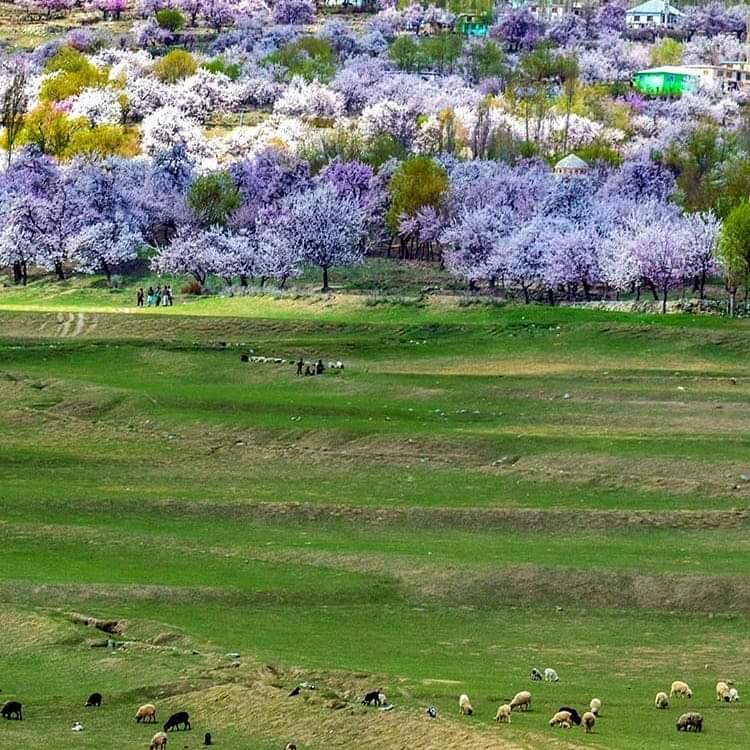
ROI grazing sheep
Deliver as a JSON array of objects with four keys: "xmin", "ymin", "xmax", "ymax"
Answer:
[
  {"xmin": 530, "ymin": 668, "xmax": 543, "ymax": 681},
  {"xmin": 729, "ymin": 687, "xmax": 740, "ymax": 702},
  {"xmin": 361, "ymin": 690, "xmax": 385, "ymax": 707},
  {"xmin": 136, "ymin": 704, "xmax": 156, "ymax": 723},
  {"xmin": 676, "ymin": 712, "xmax": 703, "ymax": 732},
  {"xmin": 549, "ymin": 710, "xmax": 572, "ymax": 728},
  {"xmin": 85, "ymin": 693, "xmax": 102, "ymax": 708},
  {"xmin": 204, "ymin": 732, "xmax": 212, "ymax": 745},
  {"xmin": 716, "ymin": 681, "xmax": 730, "ymax": 701},
  {"xmin": 149, "ymin": 731, "xmax": 168, "ymax": 750},
  {"xmin": 670, "ymin": 680, "xmax": 692, "ymax": 698},
  {"xmin": 582, "ymin": 711, "xmax": 596, "ymax": 733},
  {"xmin": 509, "ymin": 691, "xmax": 532, "ymax": 712},
  {"xmin": 71, "ymin": 721, "xmax": 84, "ymax": 732},
  {"xmin": 1, "ymin": 701, "xmax": 22, "ymax": 720},
  {"xmin": 544, "ymin": 668, "xmax": 559, "ymax": 682},
  {"xmin": 459, "ymin": 694, "xmax": 473, "ymax": 716},
  {"xmin": 589, "ymin": 698, "xmax": 601, "ymax": 716},
  {"xmin": 558, "ymin": 706, "xmax": 581, "ymax": 725},
  {"xmin": 163, "ymin": 711, "xmax": 191, "ymax": 732},
  {"xmin": 494, "ymin": 704, "xmax": 512, "ymax": 723},
  {"xmin": 655, "ymin": 692, "xmax": 669, "ymax": 709}
]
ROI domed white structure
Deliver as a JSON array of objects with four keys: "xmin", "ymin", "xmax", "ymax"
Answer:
[{"xmin": 554, "ymin": 154, "xmax": 589, "ymax": 177}]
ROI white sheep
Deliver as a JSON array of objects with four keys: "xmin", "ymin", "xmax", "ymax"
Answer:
[
  {"xmin": 655, "ymin": 691, "xmax": 669, "ymax": 709},
  {"xmin": 494, "ymin": 704, "xmax": 511, "ymax": 723},
  {"xmin": 544, "ymin": 668, "xmax": 559, "ymax": 682},
  {"xmin": 135, "ymin": 704, "xmax": 156, "ymax": 723},
  {"xmin": 581, "ymin": 711, "xmax": 596, "ymax": 733},
  {"xmin": 149, "ymin": 732, "xmax": 168, "ymax": 750},
  {"xmin": 729, "ymin": 687, "xmax": 740, "ymax": 702},
  {"xmin": 670, "ymin": 680, "xmax": 693, "ymax": 698},
  {"xmin": 71, "ymin": 721, "xmax": 83, "ymax": 732},
  {"xmin": 459, "ymin": 694, "xmax": 473, "ymax": 716},
  {"xmin": 716, "ymin": 681, "xmax": 730, "ymax": 701},
  {"xmin": 509, "ymin": 691, "xmax": 531, "ymax": 711},
  {"xmin": 589, "ymin": 697, "xmax": 601, "ymax": 716},
  {"xmin": 549, "ymin": 710, "xmax": 571, "ymax": 728}
]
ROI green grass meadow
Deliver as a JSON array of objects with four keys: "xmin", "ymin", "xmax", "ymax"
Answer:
[{"xmin": 1, "ymin": 276, "xmax": 750, "ymax": 748}]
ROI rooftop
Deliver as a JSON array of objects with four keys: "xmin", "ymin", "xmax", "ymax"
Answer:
[
  {"xmin": 626, "ymin": 0, "xmax": 684, "ymax": 16},
  {"xmin": 554, "ymin": 154, "xmax": 589, "ymax": 170}
]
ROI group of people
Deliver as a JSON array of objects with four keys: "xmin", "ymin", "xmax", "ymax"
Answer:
[
  {"xmin": 297, "ymin": 358, "xmax": 325, "ymax": 377},
  {"xmin": 136, "ymin": 285, "xmax": 174, "ymax": 307}
]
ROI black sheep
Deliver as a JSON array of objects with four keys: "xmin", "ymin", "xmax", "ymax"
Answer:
[
  {"xmin": 361, "ymin": 690, "xmax": 383, "ymax": 706},
  {"xmin": 558, "ymin": 706, "xmax": 581, "ymax": 725},
  {"xmin": 204, "ymin": 732, "xmax": 212, "ymax": 745},
  {"xmin": 85, "ymin": 692, "xmax": 102, "ymax": 707},
  {"xmin": 164, "ymin": 711, "xmax": 191, "ymax": 731},
  {"xmin": 1, "ymin": 701, "xmax": 22, "ymax": 720}
]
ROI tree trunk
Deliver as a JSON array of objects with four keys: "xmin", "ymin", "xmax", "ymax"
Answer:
[
  {"xmin": 547, "ymin": 288, "xmax": 555, "ymax": 306},
  {"xmin": 522, "ymin": 285, "xmax": 530, "ymax": 304},
  {"xmin": 662, "ymin": 286, "xmax": 668, "ymax": 314},
  {"xmin": 54, "ymin": 261, "xmax": 65, "ymax": 281},
  {"xmin": 12, "ymin": 261, "xmax": 22, "ymax": 284},
  {"xmin": 729, "ymin": 288, "xmax": 737, "ymax": 316},
  {"xmin": 321, "ymin": 266, "xmax": 329, "ymax": 293}
]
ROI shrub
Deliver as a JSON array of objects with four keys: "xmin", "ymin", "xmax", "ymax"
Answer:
[
  {"xmin": 181, "ymin": 279, "xmax": 203, "ymax": 295},
  {"xmin": 203, "ymin": 57, "xmax": 241, "ymax": 81},
  {"xmin": 153, "ymin": 49, "xmax": 197, "ymax": 83},
  {"xmin": 155, "ymin": 8, "xmax": 185, "ymax": 32}
]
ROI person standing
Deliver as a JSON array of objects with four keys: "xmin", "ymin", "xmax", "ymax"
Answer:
[
  {"xmin": 296, "ymin": 358, "xmax": 304, "ymax": 376},
  {"xmin": 136, "ymin": 288, "xmax": 144, "ymax": 307},
  {"xmin": 155, "ymin": 285, "xmax": 162, "ymax": 306},
  {"xmin": 316, "ymin": 359, "xmax": 325, "ymax": 375},
  {"xmin": 146, "ymin": 287, "xmax": 155, "ymax": 307}
]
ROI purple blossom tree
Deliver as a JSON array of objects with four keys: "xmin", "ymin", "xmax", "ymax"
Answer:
[
  {"xmin": 265, "ymin": 183, "xmax": 366, "ymax": 291},
  {"xmin": 66, "ymin": 159, "xmax": 146, "ymax": 281},
  {"xmin": 152, "ymin": 224, "xmax": 224, "ymax": 285},
  {"xmin": 547, "ymin": 13, "xmax": 586, "ymax": 47},
  {"xmin": 272, "ymin": 0, "xmax": 314, "ymax": 25},
  {"xmin": 490, "ymin": 8, "xmax": 545, "ymax": 53},
  {"xmin": 683, "ymin": 210, "xmax": 721, "ymax": 299},
  {"xmin": 594, "ymin": 0, "xmax": 626, "ymax": 34},
  {"xmin": 679, "ymin": 2, "xmax": 746, "ymax": 38}
]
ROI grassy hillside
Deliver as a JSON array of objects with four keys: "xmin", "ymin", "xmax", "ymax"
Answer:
[{"xmin": 1, "ymin": 287, "xmax": 749, "ymax": 749}]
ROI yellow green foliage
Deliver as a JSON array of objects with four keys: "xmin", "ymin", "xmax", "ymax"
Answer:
[
  {"xmin": 386, "ymin": 156, "xmax": 448, "ymax": 233},
  {"xmin": 40, "ymin": 46, "xmax": 109, "ymax": 102},
  {"xmin": 152, "ymin": 49, "xmax": 197, "ymax": 83},
  {"xmin": 62, "ymin": 124, "xmax": 139, "ymax": 160},
  {"xmin": 650, "ymin": 38, "xmax": 682, "ymax": 67},
  {"xmin": 16, "ymin": 103, "xmax": 87, "ymax": 156}
]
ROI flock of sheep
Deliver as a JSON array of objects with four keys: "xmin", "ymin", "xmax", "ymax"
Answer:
[
  {"xmin": 0, "ymin": 692, "xmax": 305, "ymax": 749},
  {"xmin": 1, "ymin": 671, "xmax": 742, "ymax": 745},
  {"xmin": 450, "ymin": 669, "xmax": 741, "ymax": 737}
]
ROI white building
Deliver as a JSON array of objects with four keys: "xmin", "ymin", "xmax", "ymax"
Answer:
[{"xmin": 626, "ymin": 0, "xmax": 684, "ymax": 29}]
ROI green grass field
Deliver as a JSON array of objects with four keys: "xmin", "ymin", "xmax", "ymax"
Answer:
[{"xmin": 1, "ymin": 274, "xmax": 749, "ymax": 749}]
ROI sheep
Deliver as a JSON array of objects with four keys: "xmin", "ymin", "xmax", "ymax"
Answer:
[
  {"xmin": 544, "ymin": 668, "xmax": 559, "ymax": 682},
  {"xmin": 589, "ymin": 697, "xmax": 601, "ymax": 716},
  {"xmin": 655, "ymin": 691, "xmax": 669, "ymax": 709},
  {"xmin": 558, "ymin": 706, "xmax": 581, "ymax": 725},
  {"xmin": 549, "ymin": 710, "xmax": 572, "ymax": 728},
  {"xmin": 1, "ymin": 701, "xmax": 22, "ymax": 720},
  {"xmin": 530, "ymin": 668, "xmax": 543, "ymax": 681},
  {"xmin": 71, "ymin": 721, "xmax": 84, "ymax": 732},
  {"xmin": 670, "ymin": 680, "xmax": 692, "ymax": 698},
  {"xmin": 716, "ymin": 681, "xmax": 730, "ymax": 701},
  {"xmin": 582, "ymin": 711, "xmax": 596, "ymax": 733},
  {"xmin": 136, "ymin": 704, "xmax": 156, "ymax": 723},
  {"xmin": 204, "ymin": 732, "xmax": 212, "ymax": 745},
  {"xmin": 149, "ymin": 731, "xmax": 168, "ymax": 750},
  {"xmin": 163, "ymin": 711, "xmax": 191, "ymax": 732},
  {"xmin": 361, "ymin": 690, "xmax": 385, "ymax": 707},
  {"xmin": 729, "ymin": 687, "xmax": 740, "ymax": 702},
  {"xmin": 509, "ymin": 691, "xmax": 531, "ymax": 712},
  {"xmin": 85, "ymin": 692, "xmax": 102, "ymax": 708},
  {"xmin": 494, "ymin": 704, "xmax": 511, "ymax": 723},
  {"xmin": 284, "ymin": 745, "xmax": 297, "ymax": 750},
  {"xmin": 459, "ymin": 694, "xmax": 473, "ymax": 716},
  {"xmin": 676, "ymin": 712, "xmax": 703, "ymax": 732}
]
